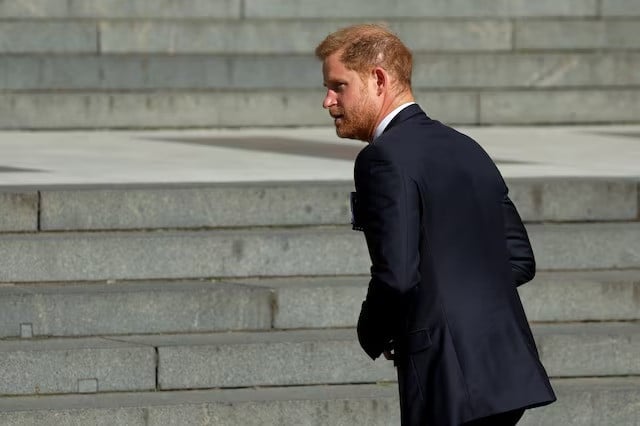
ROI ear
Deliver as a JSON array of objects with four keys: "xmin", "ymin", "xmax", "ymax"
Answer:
[{"xmin": 372, "ymin": 67, "xmax": 387, "ymax": 95}]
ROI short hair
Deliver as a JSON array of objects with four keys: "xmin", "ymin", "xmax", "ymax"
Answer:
[{"xmin": 315, "ymin": 24, "xmax": 413, "ymax": 91}]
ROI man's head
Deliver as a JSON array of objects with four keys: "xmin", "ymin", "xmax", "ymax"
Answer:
[{"xmin": 315, "ymin": 24, "xmax": 414, "ymax": 142}]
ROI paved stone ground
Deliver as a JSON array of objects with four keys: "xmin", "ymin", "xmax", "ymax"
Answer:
[{"xmin": 0, "ymin": 124, "xmax": 639, "ymax": 187}]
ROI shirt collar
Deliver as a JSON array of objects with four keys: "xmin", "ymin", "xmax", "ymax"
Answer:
[{"xmin": 372, "ymin": 102, "xmax": 416, "ymax": 141}]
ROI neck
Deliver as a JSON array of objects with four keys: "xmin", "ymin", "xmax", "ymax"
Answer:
[{"xmin": 367, "ymin": 91, "xmax": 415, "ymax": 142}]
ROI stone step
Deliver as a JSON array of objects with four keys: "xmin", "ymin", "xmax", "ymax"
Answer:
[
  {"xmin": 4, "ymin": 52, "xmax": 640, "ymax": 91},
  {"xmin": 518, "ymin": 270, "xmax": 640, "ymax": 323},
  {"xmin": 0, "ymin": 0, "xmax": 242, "ymax": 19},
  {"xmin": 1, "ymin": 222, "xmax": 639, "ymax": 282},
  {"xmin": 245, "ymin": 0, "xmax": 604, "ymax": 19},
  {"xmin": 3, "ymin": 176, "xmax": 638, "ymax": 232},
  {"xmin": 138, "ymin": 323, "xmax": 640, "ymax": 390},
  {"xmin": 24, "ymin": 179, "xmax": 637, "ymax": 232},
  {"xmin": 0, "ymin": 270, "xmax": 637, "ymax": 339},
  {"xmin": 0, "ymin": 337, "xmax": 155, "ymax": 395},
  {"xmin": 533, "ymin": 322, "xmax": 640, "ymax": 378},
  {"xmin": 1, "ymin": 324, "xmax": 637, "ymax": 395},
  {"xmin": 2, "ymin": 88, "xmax": 640, "ymax": 129},
  {"xmin": 521, "ymin": 377, "xmax": 640, "ymax": 426},
  {"xmin": 4, "ymin": 0, "xmax": 623, "ymax": 19},
  {"xmin": 0, "ymin": 280, "xmax": 273, "ymax": 338},
  {"xmin": 250, "ymin": 270, "xmax": 640, "ymax": 330},
  {"xmin": 0, "ymin": 378, "xmax": 638, "ymax": 425},
  {"xmin": 2, "ymin": 19, "xmax": 639, "ymax": 55}
]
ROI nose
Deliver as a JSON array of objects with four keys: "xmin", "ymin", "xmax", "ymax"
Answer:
[{"xmin": 323, "ymin": 90, "xmax": 337, "ymax": 109}]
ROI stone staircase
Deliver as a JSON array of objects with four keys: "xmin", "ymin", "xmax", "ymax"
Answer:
[
  {"xmin": 1, "ymin": 0, "xmax": 640, "ymax": 128},
  {"xmin": 0, "ymin": 179, "xmax": 638, "ymax": 425}
]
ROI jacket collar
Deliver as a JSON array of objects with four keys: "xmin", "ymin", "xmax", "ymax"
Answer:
[{"xmin": 380, "ymin": 103, "xmax": 427, "ymax": 135}]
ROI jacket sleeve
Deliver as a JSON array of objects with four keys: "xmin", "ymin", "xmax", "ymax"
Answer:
[
  {"xmin": 502, "ymin": 194, "xmax": 536, "ymax": 286},
  {"xmin": 354, "ymin": 144, "xmax": 421, "ymax": 360}
]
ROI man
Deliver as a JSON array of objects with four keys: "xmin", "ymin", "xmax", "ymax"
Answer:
[{"xmin": 315, "ymin": 24, "xmax": 556, "ymax": 425}]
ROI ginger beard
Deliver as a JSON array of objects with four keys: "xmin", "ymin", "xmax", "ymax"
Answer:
[{"xmin": 332, "ymin": 84, "xmax": 378, "ymax": 142}]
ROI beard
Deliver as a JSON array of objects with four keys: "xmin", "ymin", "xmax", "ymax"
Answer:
[{"xmin": 332, "ymin": 91, "xmax": 377, "ymax": 142}]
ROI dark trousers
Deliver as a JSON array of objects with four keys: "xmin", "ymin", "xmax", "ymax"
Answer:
[{"xmin": 462, "ymin": 408, "xmax": 525, "ymax": 426}]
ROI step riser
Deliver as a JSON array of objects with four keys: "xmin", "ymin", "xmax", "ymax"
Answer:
[
  {"xmin": 0, "ymin": 21, "xmax": 503, "ymax": 54},
  {"xmin": 30, "ymin": 180, "xmax": 640, "ymax": 231},
  {"xmin": 272, "ymin": 274, "xmax": 640, "ymax": 330},
  {"xmin": 480, "ymin": 90, "xmax": 640, "ymax": 124},
  {"xmin": 2, "ymin": 325, "xmax": 636, "ymax": 395},
  {"xmin": 0, "ymin": 345, "xmax": 155, "ymax": 395},
  {"xmin": 243, "ymin": 1, "xmax": 628, "ymax": 19},
  {"xmin": 0, "ymin": 228, "xmax": 369, "ymax": 282},
  {"xmin": 2, "ymin": 0, "xmax": 619, "ymax": 19},
  {"xmin": 0, "ymin": 0, "xmax": 241, "ymax": 19},
  {"xmin": 0, "ymin": 91, "xmax": 477, "ymax": 128},
  {"xmin": 0, "ymin": 192, "xmax": 38, "ymax": 232},
  {"xmin": 530, "ymin": 222, "xmax": 640, "ymax": 270},
  {"xmin": 0, "ymin": 272, "xmax": 637, "ymax": 338},
  {"xmin": 39, "ymin": 184, "xmax": 354, "ymax": 232},
  {"xmin": 155, "ymin": 328, "xmax": 640, "ymax": 391},
  {"xmin": 0, "ymin": 282, "xmax": 273, "ymax": 338},
  {"xmin": 3, "ymin": 180, "xmax": 638, "ymax": 232},
  {"xmin": 1, "ymin": 224, "xmax": 639, "ymax": 282},
  {"xmin": 2, "ymin": 20, "xmax": 639, "ymax": 54},
  {"xmin": 4, "ymin": 53, "xmax": 640, "ymax": 91},
  {"xmin": 0, "ymin": 379, "xmax": 638, "ymax": 425},
  {"xmin": 3, "ymin": 90, "xmax": 640, "ymax": 129},
  {"xmin": 537, "ymin": 331, "xmax": 640, "ymax": 377},
  {"xmin": 521, "ymin": 378, "xmax": 640, "ymax": 426},
  {"xmin": 158, "ymin": 339, "xmax": 392, "ymax": 389}
]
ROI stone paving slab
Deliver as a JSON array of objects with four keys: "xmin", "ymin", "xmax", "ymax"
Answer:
[
  {"xmin": 0, "ymin": 126, "xmax": 638, "ymax": 186},
  {"xmin": 0, "ymin": 280, "xmax": 272, "ymax": 338},
  {"xmin": 0, "ymin": 378, "xmax": 637, "ymax": 425},
  {"xmin": 0, "ymin": 337, "xmax": 155, "ymax": 395}
]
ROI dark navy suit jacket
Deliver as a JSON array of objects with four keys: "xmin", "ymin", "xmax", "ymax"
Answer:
[{"xmin": 353, "ymin": 105, "xmax": 556, "ymax": 425}]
